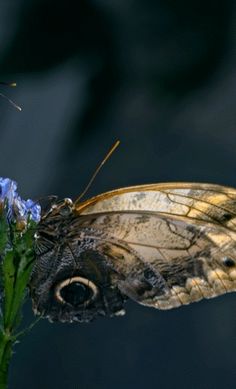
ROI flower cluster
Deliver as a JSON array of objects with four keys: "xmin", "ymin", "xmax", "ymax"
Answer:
[
  {"xmin": 0, "ymin": 177, "xmax": 41, "ymax": 385},
  {"xmin": 0, "ymin": 177, "xmax": 41, "ymax": 225}
]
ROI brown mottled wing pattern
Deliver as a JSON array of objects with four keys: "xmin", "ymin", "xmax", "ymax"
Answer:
[{"xmin": 75, "ymin": 183, "xmax": 236, "ymax": 309}]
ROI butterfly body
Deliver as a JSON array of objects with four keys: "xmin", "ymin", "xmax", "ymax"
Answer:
[{"xmin": 30, "ymin": 183, "xmax": 236, "ymax": 322}]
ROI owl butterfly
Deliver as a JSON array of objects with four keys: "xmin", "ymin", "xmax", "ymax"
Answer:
[{"xmin": 30, "ymin": 145, "xmax": 236, "ymax": 323}]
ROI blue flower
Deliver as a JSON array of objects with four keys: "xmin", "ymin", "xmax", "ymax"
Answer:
[
  {"xmin": 23, "ymin": 199, "xmax": 41, "ymax": 223},
  {"xmin": 0, "ymin": 177, "xmax": 17, "ymax": 205},
  {"xmin": 0, "ymin": 177, "xmax": 41, "ymax": 224}
]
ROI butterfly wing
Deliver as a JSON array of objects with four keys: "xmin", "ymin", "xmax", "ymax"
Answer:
[
  {"xmin": 76, "ymin": 182, "xmax": 236, "ymax": 228},
  {"xmin": 74, "ymin": 183, "xmax": 236, "ymax": 309}
]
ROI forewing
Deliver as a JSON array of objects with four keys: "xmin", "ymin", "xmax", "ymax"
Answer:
[
  {"xmin": 74, "ymin": 183, "xmax": 236, "ymax": 309},
  {"xmin": 76, "ymin": 182, "xmax": 236, "ymax": 229}
]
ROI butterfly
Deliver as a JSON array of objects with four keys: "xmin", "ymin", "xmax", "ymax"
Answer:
[{"xmin": 30, "ymin": 145, "xmax": 236, "ymax": 323}]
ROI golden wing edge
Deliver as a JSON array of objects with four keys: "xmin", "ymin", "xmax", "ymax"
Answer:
[{"xmin": 75, "ymin": 181, "xmax": 236, "ymax": 213}]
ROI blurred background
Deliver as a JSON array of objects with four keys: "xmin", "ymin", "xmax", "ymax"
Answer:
[{"xmin": 1, "ymin": 0, "xmax": 236, "ymax": 388}]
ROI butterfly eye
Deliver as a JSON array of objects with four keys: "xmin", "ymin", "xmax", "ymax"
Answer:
[
  {"xmin": 54, "ymin": 276, "xmax": 98, "ymax": 307},
  {"xmin": 58, "ymin": 198, "xmax": 73, "ymax": 216}
]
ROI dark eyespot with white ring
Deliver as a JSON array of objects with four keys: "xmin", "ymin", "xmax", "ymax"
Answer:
[
  {"xmin": 222, "ymin": 257, "xmax": 235, "ymax": 268},
  {"xmin": 54, "ymin": 276, "xmax": 98, "ymax": 307}
]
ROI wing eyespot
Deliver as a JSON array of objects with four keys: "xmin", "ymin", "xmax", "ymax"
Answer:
[
  {"xmin": 222, "ymin": 257, "xmax": 235, "ymax": 268},
  {"xmin": 54, "ymin": 276, "xmax": 98, "ymax": 307},
  {"xmin": 221, "ymin": 213, "xmax": 233, "ymax": 222}
]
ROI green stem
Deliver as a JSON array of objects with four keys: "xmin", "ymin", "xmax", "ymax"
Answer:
[
  {"xmin": 0, "ymin": 217, "xmax": 39, "ymax": 388},
  {"xmin": 0, "ymin": 331, "xmax": 13, "ymax": 389}
]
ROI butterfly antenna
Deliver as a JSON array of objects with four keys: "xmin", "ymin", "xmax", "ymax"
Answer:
[
  {"xmin": 76, "ymin": 140, "xmax": 120, "ymax": 204},
  {"xmin": 0, "ymin": 82, "xmax": 22, "ymax": 111}
]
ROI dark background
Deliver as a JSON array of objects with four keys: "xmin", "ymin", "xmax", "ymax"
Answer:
[{"xmin": 1, "ymin": 1, "xmax": 236, "ymax": 388}]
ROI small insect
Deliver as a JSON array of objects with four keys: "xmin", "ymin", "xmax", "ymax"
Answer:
[{"xmin": 30, "ymin": 142, "xmax": 236, "ymax": 323}]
